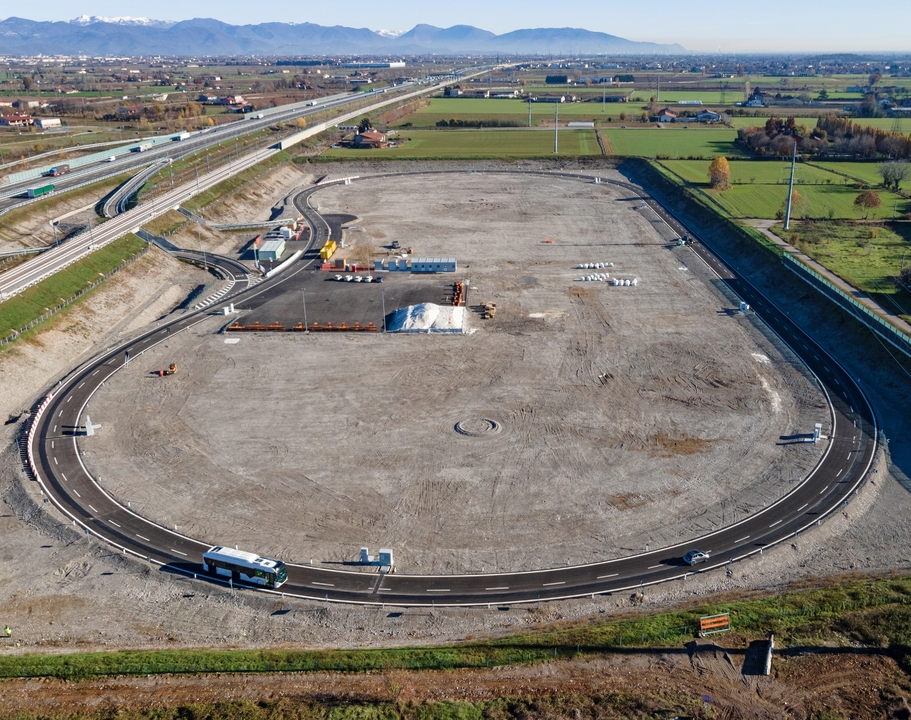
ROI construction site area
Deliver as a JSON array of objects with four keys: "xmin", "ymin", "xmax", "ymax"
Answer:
[{"xmin": 74, "ymin": 170, "xmax": 828, "ymax": 575}]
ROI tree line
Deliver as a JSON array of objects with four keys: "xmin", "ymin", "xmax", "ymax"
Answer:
[{"xmin": 735, "ymin": 114, "xmax": 911, "ymax": 161}]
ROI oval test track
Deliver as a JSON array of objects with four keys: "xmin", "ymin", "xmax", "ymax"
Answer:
[{"xmin": 28, "ymin": 169, "xmax": 878, "ymax": 607}]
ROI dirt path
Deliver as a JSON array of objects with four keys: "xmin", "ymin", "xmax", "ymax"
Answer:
[{"xmin": 0, "ymin": 642, "xmax": 903, "ymax": 719}]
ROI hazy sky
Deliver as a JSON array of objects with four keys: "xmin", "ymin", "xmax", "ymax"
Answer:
[{"xmin": 8, "ymin": 0, "xmax": 911, "ymax": 53}]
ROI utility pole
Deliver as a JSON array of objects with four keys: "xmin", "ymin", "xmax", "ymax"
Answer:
[
  {"xmin": 528, "ymin": 99, "xmax": 531, "ymax": 128},
  {"xmin": 554, "ymin": 103, "xmax": 559, "ymax": 154},
  {"xmin": 783, "ymin": 141, "xmax": 797, "ymax": 231}
]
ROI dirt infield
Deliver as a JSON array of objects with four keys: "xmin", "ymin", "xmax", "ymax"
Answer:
[{"xmin": 82, "ymin": 171, "xmax": 826, "ymax": 574}]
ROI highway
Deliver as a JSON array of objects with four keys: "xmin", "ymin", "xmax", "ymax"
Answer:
[
  {"xmin": 27, "ymin": 170, "xmax": 878, "ymax": 607},
  {"xmin": 0, "ymin": 85, "xmax": 409, "ymax": 210},
  {"xmin": 0, "ymin": 71, "xmax": 496, "ymax": 302}
]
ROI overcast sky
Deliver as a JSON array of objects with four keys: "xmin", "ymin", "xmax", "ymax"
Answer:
[{"xmin": 9, "ymin": 0, "xmax": 911, "ymax": 53}]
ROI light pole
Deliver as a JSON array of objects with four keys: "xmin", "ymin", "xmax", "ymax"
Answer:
[
  {"xmin": 302, "ymin": 290, "xmax": 308, "ymax": 332},
  {"xmin": 381, "ymin": 288, "xmax": 386, "ymax": 332}
]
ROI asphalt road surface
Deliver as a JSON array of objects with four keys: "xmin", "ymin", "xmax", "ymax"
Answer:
[{"xmin": 27, "ymin": 171, "xmax": 877, "ymax": 606}]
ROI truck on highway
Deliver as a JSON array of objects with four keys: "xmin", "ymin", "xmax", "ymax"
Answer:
[
  {"xmin": 172, "ymin": 132, "xmax": 190, "ymax": 141},
  {"xmin": 27, "ymin": 184, "xmax": 54, "ymax": 198},
  {"xmin": 45, "ymin": 164, "xmax": 70, "ymax": 177},
  {"xmin": 132, "ymin": 142, "xmax": 152, "ymax": 153}
]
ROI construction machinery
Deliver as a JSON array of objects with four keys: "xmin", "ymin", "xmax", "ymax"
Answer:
[
  {"xmin": 481, "ymin": 302, "xmax": 497, "ymax": 319},
  {"xmin": 159, "ymin": 364, "xmax": 178, "ymax": 377}
]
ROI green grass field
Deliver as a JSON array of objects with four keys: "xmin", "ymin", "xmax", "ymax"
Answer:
[
  {"xmin": 0, "ymin": 234, "xmax": 147, "ymax": 341},
  {"xmin": 322, "ymin": 129, "xmax": 602, "ymax": 159},
  {"xmin": 775, "ymin": 221, "xmax": 911, "ymax": 322},
  {"xmin": 602, "ymin": 128, "xmax": 743, "ymax": 158},
  {"xmin": 660, "ymin": 159, "xmax": 911, "ymax": 219},
  {"xmin": 3, "ymin": 573, "xmax": 911, "ymax": 681}
]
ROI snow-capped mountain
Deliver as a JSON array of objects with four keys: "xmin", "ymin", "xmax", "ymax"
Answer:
[
  {"xmin": 0, "ymin": 16, "xmax": 685, "ymax": 55},
  {"xmin": 70, "ymin": 15, "xmax": 174, "ymax": 28}
]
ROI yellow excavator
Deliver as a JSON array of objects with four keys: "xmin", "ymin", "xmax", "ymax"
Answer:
[{"xmin": 159, "ymin": 364, "xmax": 177, "ymax": 377}]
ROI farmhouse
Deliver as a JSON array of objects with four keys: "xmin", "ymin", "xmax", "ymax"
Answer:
[
  {"xmin": 0, "ymin": 114, "xmax": 32, "ymax": 127},
  {"xmin": 695, "ymin": 110, "xmax": 720, "ymax": 123},
  {"xmin": 353, "ymin": 130, "xmax": 388, "ymax": 149},
  {"xmin": 657, "ymin": 108, "xmax": 677, "ymax": 122}
]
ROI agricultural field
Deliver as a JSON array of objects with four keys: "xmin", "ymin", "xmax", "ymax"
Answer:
[
  {"xmin": 404, "ymin": 97, "xmax": 636, "ymax": 126},
  {"xmin": 322, "ymin": 129, "xmax": 602, "ymax": 159},
  {"xmin": 602, "ymin": 127, "xmax": 743, "ymax": 158},
  {"xmin": 660, "ymin": 158, "xmax": 911, "ymax": 219}
]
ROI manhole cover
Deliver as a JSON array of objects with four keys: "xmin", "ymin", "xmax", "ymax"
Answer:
[{"xmin": 454, "ymin": 418, "xmax": 502, "ymax": 437}]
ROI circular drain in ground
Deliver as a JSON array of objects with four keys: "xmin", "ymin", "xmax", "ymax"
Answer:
[{"xmin": 454, "ymin": 418, "xmax": 502, "ymax": 437}]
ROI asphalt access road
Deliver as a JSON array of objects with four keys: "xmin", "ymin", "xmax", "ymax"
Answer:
[{"xmin": 28, "ymin": 170, "xmax": 877, "ymax": 606}]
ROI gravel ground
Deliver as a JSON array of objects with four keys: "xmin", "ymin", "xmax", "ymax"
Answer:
[
  {"xmin": 83, "ymin": 170, "xmax": 823, "ymax": 575},
  {"xmin": 0, "ymin": 159, "xmax": 908, "ymax": 656}
]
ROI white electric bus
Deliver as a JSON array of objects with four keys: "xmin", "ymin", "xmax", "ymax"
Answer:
[{"xmin": 202, "ymin": 546, "xmax": 288, "ymax": 588}]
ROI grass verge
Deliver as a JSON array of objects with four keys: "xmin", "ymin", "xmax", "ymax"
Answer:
[
  {"xmin": 771, "ymin": 220, "xmax": 911, "ymax": 324},
  {"xmin": 0, "ymin": 173, "xmax": 134, "ymax": 243},
  {"xmin": 181, "ymin": 151, "xmax": 292, "ymax": 213},
  {"xmin": 0, "ymin": 234, "xmax": 147, "ymax": 342},
  {"xmin": 3, "ymin": 573, "xmax": 911, "ymax": 681}
]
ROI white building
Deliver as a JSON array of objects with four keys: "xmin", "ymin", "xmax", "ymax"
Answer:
[
  {"xmin": 411, "ymin": 258, "xmax": 457, "ymax": 273},
  {"xmin": 34, "ymin": 117, "xmax": 61, "ymax": 129}
]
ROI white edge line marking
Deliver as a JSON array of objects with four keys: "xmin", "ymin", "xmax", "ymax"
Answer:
[
  {"xmin": 88, "ymin": 504, "xmax": 97, "ymax": 512},
  {"xmin": 597, "ymin": 573, "xmax": 618, "ymax": 579},
  {"xmin": 53, "ymin": 457, "xmax": 57, "ymax": 465},
  {"xmin": 734, "ymin": 536, "xmax": 750, "ymax": 543},
  {"xmin": 136, "ymin": 534, "xmax": 150, "ymax": 541},
  {"xmin": 312, "ymin": 581, "xmax": 334, "ymax": 587},
  {"xmin": 647, "ymin": 564, "xmax": 664, "ymax": 570},
  {"xmin": 427, "ymin": 588, "xmax": 450, "ymax": 592},
  {"xmin": 171, "ymin": 549, "xmax": 188, "ymax": 556},
  {"xmin": 72, "ymin": 489, "xmax": 80, "ymax": 497},
  {"xmin": 485, "ymin": 586, "xmax": 509, "ymax": 591},
  {"xmin": 820, "ymin": 485, "xmax": 829, "ymax": 494},
  {"xmin": 110, "ymin": 521, "xmax": 121, "ymax": 527},
  {"xmin": 543, "ymin": 581, "xmax": 566, "ymax": 586},
  {"xmin": 797, "ymin": 503, "xmax": 808, "ymax": 511},
  {"xmin": 769, "ymin": 519, "xmax": 782, "ymax": 527}
]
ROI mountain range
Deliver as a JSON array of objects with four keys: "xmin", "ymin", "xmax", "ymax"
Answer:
[{"xmin": 0, "ymin": 17, "xmax": 685, "ymax": 56}]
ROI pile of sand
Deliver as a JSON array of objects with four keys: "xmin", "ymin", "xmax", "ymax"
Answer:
[{"xmin": 386, "ymin": 303, "xmax": 465, "ymax": 333}]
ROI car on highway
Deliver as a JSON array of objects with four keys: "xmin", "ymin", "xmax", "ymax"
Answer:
[{"xmin": 683, "ymin": 550, "xmax": 710, "ymax": 566}]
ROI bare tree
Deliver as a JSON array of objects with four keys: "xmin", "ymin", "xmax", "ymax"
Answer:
[{"xmin": 879, "ymin": 160, "xmax": 908, "ymax": 191}]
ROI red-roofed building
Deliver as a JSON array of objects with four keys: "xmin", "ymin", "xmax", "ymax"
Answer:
[
  {"xmin": 0, "ymin": 114, "xmax": 32, "ymax": 127},
  {"xmin": 353, "ymin": 130, "xmax": 388, "ymax": 148}
]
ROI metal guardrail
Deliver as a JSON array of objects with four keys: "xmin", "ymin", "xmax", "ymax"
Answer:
[
  {"xmin": 0, "ymin": 246, "xmax": 46, "ymax": 259},
  {"xmin": 783, "ymin": 252, "xmax": 911, "ymax": 358}
]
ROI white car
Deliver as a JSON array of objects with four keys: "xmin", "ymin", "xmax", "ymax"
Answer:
[
  {"xmin": 683, "ymin": 550, "xmax": 710, "ymax": 566},
  {"xmin": 354, "ymin": 276, "xmax": 363, "ymax": 282},
  {"xmin": 344, "ymin": 275, "xmax": 353, "ymax": 282},
  {"xmin": 334, "ymin": 274, "xmax": 342, "ymax": 281}
]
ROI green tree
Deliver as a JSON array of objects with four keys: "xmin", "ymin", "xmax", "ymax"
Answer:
[
  {"xmin": 854, "ymin": 190, "xmax": 882, "ymax": 219},
  {"xmin": 708, "ymin": 156, "xmax": 731, "ymax": 190},
  {"xmin": 357, "ymin": 117, "xmax": 372, "ymax": 133}
]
